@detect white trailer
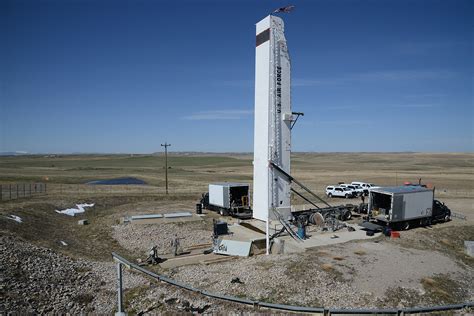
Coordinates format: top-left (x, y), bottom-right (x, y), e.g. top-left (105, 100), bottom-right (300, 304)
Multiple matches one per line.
top-left (368, 186), bottom-right (434, 229)
top-left (202, 183), bottom-right (252, 218)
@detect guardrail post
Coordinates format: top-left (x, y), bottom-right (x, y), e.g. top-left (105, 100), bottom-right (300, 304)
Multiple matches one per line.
top-left (116, 262), bottom-right (126, 316)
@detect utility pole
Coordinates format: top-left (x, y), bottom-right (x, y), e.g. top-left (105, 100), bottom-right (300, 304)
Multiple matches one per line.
top-left (161, 142), bottom-right (171, 194)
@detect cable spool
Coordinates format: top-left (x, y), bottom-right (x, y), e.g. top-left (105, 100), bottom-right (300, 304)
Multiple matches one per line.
top-left (309, 212), bottom-right (325, 226)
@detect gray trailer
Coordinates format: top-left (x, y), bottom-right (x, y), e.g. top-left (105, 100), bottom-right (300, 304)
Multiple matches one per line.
top-left (368, 186), bottom-right (434, 229)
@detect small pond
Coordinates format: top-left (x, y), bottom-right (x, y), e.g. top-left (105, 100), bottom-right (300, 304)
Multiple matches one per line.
top-left (86, 177), bottom-right (147, 185)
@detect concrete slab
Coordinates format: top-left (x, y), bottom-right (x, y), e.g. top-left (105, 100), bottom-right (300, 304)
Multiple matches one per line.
top-left (225, 223), bottom-right (265, 242)
top-left (124, 213), bottom-right (202, 224)
top-left (130, 214), bottom-right (163, 220)
top-left (281, 225), bottom-right (381, 253)
top-left (163, 212), bottom-right (192, 218)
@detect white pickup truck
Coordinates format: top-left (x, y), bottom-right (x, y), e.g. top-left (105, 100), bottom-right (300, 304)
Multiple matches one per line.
top-left (325, 186), bottom-right (356, 199)
top-left (339, 184), bottom-right (364, 197)
top-left (351, 182), bottom-right (378, 196)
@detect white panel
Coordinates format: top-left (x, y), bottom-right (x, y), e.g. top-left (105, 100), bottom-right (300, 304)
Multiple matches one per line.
top-left (209, 184), bottom-right (225, 208)
top-left (214, 239), bottom-right (252, 257)
top-left (256, 15), bottom-right (271, 34)
top-left (253, 17), bottom-right (271, 222)
top-left (402, 191), bottom-right (433, 219)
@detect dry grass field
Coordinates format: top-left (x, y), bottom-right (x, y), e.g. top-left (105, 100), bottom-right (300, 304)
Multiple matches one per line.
top-left (0, 153), bottom-right (473, 314)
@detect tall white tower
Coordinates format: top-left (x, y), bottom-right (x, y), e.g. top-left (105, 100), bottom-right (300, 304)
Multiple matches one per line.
top-left (253, 15), bottom-right (292, 223)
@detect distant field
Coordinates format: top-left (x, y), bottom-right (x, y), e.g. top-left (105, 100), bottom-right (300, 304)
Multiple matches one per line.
top-left (1, 152), bottom-right (472, 192)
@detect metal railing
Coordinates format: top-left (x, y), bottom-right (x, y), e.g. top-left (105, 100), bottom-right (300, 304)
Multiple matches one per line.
top-left (111, 252), bottom-right (473, 315)
top-left (0, 183), bottom-right (47, 201)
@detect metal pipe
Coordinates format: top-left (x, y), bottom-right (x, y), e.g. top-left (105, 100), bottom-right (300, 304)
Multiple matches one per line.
top-left (270, 162), bottom-right (332, 207)
top-left (291, 188), bottom-right (320, 209)
top-left (116, 262), bottom-right (125, 315)
top-left (266, 218), bottom-right (270, 255)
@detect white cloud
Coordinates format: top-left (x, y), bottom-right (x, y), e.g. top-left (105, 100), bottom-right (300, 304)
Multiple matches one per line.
top-left (316, 119), bottom-right (372, 126)
top-left (392, 41), bottom-right (470, 55)
top-left (390, 104), bottom-right (438, 108)
top-left (181, 109), bottom-right (253, 120)
top-left (293, 69), bottom-right (457, 87)
top-left (351, 70), bottom-right (456, 81)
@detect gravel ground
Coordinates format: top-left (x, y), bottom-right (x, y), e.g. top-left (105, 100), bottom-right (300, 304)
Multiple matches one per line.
top-left (0, 234), bottom-right (259, 315)
top-left (322, 240), bottom-right (469, 295)
top-left (171, 253), bottom-right (366, 308)
top-left (167, 234), bottom-right (473, 309)
top-left (0, 235), bottom-right (147, 315)
top-left (110, 216), bottom-right (473, 310)
top-left (112, 221), bottom-right (213, 256)
top-left (3, 218), bottom-right (472, 314)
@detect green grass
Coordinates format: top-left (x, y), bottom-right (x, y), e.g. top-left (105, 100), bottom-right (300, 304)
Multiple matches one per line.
top-left (0, 154), bottom-right (252, 185)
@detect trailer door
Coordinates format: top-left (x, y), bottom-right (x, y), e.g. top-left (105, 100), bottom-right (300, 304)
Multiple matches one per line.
top-left (391, 194), bottom-right (404, 221)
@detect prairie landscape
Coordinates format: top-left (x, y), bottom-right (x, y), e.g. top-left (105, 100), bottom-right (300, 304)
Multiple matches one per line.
top-left (0, 152), bottom-right (473, 314)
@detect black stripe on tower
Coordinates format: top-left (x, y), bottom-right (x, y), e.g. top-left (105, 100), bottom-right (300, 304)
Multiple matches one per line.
top-left (256, 29), bottom-right (270, 47)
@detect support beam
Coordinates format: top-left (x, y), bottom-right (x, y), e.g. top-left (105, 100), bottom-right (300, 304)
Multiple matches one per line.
top-left (115, 262), bottom-right (125, 316)
top-left (270, 162), bottom-right (332, 208)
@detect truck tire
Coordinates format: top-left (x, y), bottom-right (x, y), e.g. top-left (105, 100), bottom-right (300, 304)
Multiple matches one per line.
top-left (444, 214), bottom-right (451, 222)
top-left (328, 193), bottom-right (332, 198)
top-left (343, 210), bottom-right (352, 221)
top-left (345, 194), bottom-right (350, 199)
top-left (402, 221), bottom-right (410, 230)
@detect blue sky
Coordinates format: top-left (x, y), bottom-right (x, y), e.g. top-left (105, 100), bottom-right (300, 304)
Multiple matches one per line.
top-left (1, 0), bottom-right (472, 153)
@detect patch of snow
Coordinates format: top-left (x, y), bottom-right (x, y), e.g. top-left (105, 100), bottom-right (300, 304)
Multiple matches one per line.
top-left (5, 215), bottom-right (22, 223)
top-left (60, 240), bottom-right (68, 246)
top-left (55, 203), bottom-right (95, 216)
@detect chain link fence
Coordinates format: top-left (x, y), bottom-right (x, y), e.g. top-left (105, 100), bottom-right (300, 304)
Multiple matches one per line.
top-left (0, 183), bottom-right (47, 201)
